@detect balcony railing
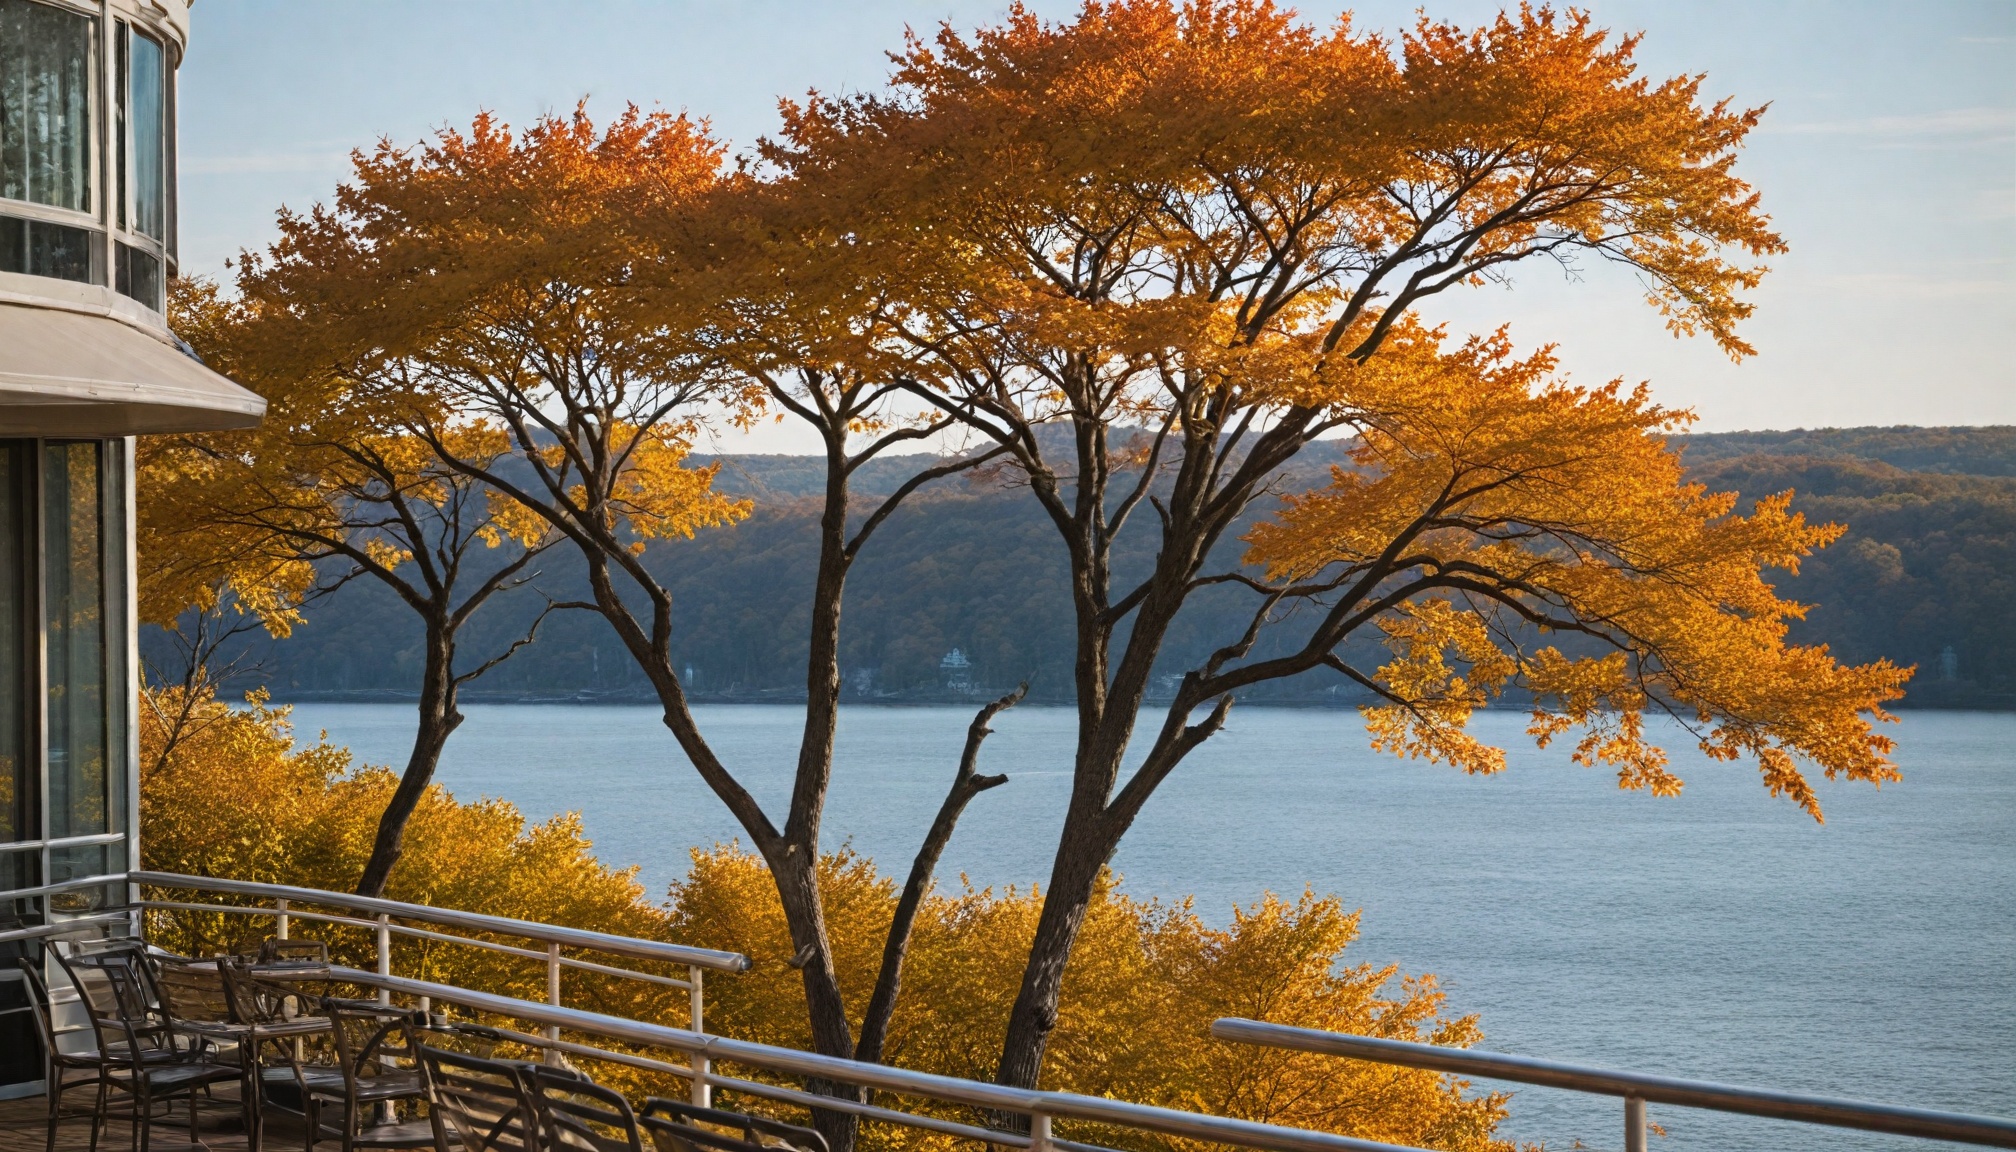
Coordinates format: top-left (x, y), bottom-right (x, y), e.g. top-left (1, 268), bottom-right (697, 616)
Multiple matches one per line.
top-left (4, 871), bottom-right (2013, 1152)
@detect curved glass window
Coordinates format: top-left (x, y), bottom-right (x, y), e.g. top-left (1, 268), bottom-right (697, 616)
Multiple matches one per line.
top-left (0, 0), bottom-right (93, 213)
top-left (128, 29), bottom-right (164, 240)
top-left (0, 443), bottom-right (25, 846)
top-left (43, 441), bottom-right (107, 841)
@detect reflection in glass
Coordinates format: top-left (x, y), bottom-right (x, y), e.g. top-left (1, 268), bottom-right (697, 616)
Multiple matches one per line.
top-left (0, 0), bottom-right (93, 213)
top-left (48, 842), bottom-right (109, 911)
top-left (44, 442), bottom-right (106, 840)
top-left (0, 444), bottom-right (24, 844)
top-left (0, 213), bottom-right (95, 282)
top-left (115, 240), bottom-right (159, 310)
top-left (128, 30), bottom-right (163, 240)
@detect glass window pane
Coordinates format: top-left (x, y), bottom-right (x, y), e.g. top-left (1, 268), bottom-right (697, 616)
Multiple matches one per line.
top-left (115, 239), bottom-right (159, 310)
top-left (0, 443), bottom-right (26, 845)
top-left (1, 212), bottom-right (94, 282)
top-left (48, 842), bottom-right (113, 911)
top-left (129, 30), bottom-right (163, 240)
top-left (0, 0), bottom-right (94, 213)
top-left (44, 442), bottom-right (107, 841)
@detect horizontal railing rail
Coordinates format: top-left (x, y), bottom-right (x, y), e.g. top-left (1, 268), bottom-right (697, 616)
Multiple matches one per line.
top-left (0, 872), bottom-right (131, 905)
top-left (0, 911), bottom-right (131, 945)
top-left (320, 965), bottom-right (1437, 1152)
top-left (1210, 1018), bottom-right (2016, 1150)
top-left (131, 872), bottom-right (750, 972)
top-left (12, 870), bottom-right (2000, 1152)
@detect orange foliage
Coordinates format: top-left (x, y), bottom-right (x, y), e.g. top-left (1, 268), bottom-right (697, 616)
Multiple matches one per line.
top-left (672, 847), bottom-right (1517, 1152)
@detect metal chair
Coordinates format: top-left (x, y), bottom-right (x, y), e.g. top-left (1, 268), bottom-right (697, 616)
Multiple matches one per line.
top-left (56, 948), bottom-right (239, 1152)
top-left (412, 1041), bottom-right (543, 1152)
top-left (152, 957), bottom-right (243, 1064)
top-left (16, 956), bottom-right (111, 1152)
top-left (259, 938), bottom-right (333, 966)
top-left (215, 955), bottom-right (334, 1152)
top-left (301, 998), bottom-right (432, 1152)
top-left (523, 1065), bottom-right (643, 1152)
top-left (637, 1100), bottom-right (828, 1152)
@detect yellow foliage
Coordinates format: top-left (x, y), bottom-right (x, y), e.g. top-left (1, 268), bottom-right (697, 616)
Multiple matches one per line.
top-left (139, 685), bottom-right (681, 1025)
top-left (670, 847), bottom-right (1515, 1152)
top-left (139, 692), bottom-right (1516, 1152)
top-left (1241, 327), bottom-right (1910, 819)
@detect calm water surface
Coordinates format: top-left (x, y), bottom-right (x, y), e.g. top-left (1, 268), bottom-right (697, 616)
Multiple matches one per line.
top-left (284, 702), bottom-right (2016, 1152)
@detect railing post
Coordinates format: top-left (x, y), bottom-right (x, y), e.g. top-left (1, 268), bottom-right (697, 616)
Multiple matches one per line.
top-left (376, 914), bottom-right (392, 1008)
top-left (689, 965), bottom-right (709, 1108)
top-left (1029, 1112), bottom-right (1053, 1152)
top-left (546, 941), bottom-right (563, 1065)
top-left (1625, 1096), bottom-right (1647, 1152)
top-left (275, 897), bottom-right (289, 940)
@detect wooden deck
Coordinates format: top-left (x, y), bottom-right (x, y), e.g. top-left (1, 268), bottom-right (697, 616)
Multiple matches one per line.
top-left (0, 1085), bottom-right (316, 1152)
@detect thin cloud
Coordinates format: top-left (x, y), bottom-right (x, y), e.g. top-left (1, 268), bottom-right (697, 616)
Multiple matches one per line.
top-left (1773, 106), bottom-right (2016, 142)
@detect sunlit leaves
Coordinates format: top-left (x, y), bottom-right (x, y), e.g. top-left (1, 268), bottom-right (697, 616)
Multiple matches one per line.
top-left (1244, 329), bottom-right (1908, 820)
top-left (670, 847), bottom-right (1516, 1152)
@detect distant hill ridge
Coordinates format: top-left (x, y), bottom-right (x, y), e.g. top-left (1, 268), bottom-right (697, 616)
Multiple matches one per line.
top-left (183, 426), bottom-right (2016, 709)
top-left (1680, 426), bottom-right (2016, 476)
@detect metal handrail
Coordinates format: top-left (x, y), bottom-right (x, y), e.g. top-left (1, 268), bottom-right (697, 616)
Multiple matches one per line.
top-left (136, 897), bottom-right (698, 988)
top-left (0, 872), bottom-right (130, 903)
top-left (468, 1022), bottom-right (1117, 1152)
top-left (0, 911), bottom-right (131, 945)
top-left (131, 871), bottom-right (749, 972)
top-left (321, 965), bottom-right (1437, 1152)
top-left (1210, 1018), bottom-right (2016, 1150)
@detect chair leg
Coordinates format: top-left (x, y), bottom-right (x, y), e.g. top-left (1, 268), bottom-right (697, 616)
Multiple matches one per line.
top-left (43, 1070), bottom-right (61, 1152)
top-left (88, 1077), bottom-right (108, 1152)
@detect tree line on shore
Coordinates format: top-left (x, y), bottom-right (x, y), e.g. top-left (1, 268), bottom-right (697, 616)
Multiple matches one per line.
top-left (187, 427), bottom-right (2015, 707)
top-left (137, 5), bottom-right (1915, 1151)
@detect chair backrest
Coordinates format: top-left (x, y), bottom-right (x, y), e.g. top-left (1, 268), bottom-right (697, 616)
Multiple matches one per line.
top-left (54, 949), bottom-right (169, 1066)
top-left (217, 954), bottom-right (305, 1025)
top-left (525, 1066), bottom-right (644, 1152)
top-left (259, 937), bottom-right (330, 964)
top-left (320, 997), bottom-right (420, 1086)
top-left (638, 1100), bottom-right (828, 1152)
top-left (13, 958), bottom-right (58, 1067)
top-left (154, 958), bottom-right (235, 1025)
top-left (414, 1040), bottom-right (542, 1152)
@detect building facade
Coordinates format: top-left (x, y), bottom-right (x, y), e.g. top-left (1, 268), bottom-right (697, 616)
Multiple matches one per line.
top-left (1, 0), bottom-right (262, 1092)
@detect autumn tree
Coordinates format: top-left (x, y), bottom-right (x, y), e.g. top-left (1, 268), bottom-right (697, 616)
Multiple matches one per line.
top-left (759, 0), bottom-right (1912, 1095)
top-left (213, 109), bottom-right (1030, 1152)
top-left (144, 279), bottom-right (574, 899)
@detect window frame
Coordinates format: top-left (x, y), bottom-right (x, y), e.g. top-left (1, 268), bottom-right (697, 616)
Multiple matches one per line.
top-left (0, 436), bottom-right (135, 921)
top-left (0, 0), bottom-right (101, 222)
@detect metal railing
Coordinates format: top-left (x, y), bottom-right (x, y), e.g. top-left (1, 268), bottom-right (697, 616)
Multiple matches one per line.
top-left (1, 871), bottom-right (747, 1106)
top-left (8, 871), bottom-right (2009, 1152)
top-left (0, 870), bottom-right (1450, 1152)
top-left (315, 964), bottom-right (1436, 1152)
top-left (1210, 1018), bottom-right (2016, 1150)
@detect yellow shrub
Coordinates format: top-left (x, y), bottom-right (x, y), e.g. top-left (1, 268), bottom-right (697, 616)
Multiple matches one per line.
top-left (139, 687), bottom-right (684, 1029)
top-left (670, 847), bottom-right (1514, 1152)
top-left (142, 692), bottom-right (1511, 1151)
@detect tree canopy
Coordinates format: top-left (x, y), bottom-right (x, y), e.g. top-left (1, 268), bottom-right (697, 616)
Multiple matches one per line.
top-left (145, 0), bottom-right (1913, 1129)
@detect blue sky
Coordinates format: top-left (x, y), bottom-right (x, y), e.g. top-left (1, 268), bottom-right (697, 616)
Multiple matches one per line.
top-left (176, 1), bottom-right (2013, 445)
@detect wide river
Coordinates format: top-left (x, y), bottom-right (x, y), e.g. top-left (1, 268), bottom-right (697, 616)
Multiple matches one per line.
top-left (286, 702), bottom-right (2015, 1152)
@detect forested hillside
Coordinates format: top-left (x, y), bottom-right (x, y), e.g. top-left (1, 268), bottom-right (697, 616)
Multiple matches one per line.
top-left (182, 427), bottom-right (2016, 708)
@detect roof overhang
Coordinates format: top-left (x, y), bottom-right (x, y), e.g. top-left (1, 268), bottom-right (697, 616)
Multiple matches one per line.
top-left (0, 300), bottom-right (266, 437)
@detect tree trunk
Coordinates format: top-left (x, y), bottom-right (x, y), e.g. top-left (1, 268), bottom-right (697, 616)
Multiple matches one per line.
top-left (857, 685), bottom-right (1021, 1065)
top-left (994, 803), bottom-right (1113, 1093)
top-left (356, 614), bottom-right (462, 899)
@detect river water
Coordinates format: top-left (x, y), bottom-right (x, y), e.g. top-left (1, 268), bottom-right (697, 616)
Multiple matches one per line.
top-left (284, 702), bottom-right (2016, 1152)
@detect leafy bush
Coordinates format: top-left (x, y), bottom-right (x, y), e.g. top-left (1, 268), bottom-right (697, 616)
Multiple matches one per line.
top-left (141, 691), bottom-right (1513, 1151)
